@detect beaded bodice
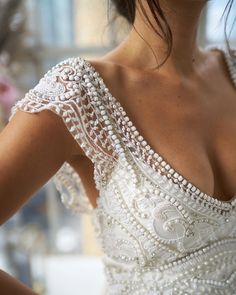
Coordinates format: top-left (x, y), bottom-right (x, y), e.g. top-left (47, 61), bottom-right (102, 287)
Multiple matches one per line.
top-left (9, 45), bottom-right (236, 294)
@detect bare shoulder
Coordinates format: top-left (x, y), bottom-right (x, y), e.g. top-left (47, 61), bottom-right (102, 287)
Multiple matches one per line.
top-left (86, 56), bottom-right (124, 87)
top-left (85, 53), bottom-right (147, 103)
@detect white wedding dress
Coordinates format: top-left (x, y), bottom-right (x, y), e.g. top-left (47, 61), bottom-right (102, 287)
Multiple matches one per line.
top-left (9, 45), bottom-right (236, 294)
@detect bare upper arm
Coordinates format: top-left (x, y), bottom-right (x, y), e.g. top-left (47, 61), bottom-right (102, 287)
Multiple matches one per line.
top-left (0, 109), bottom-right (84, 225)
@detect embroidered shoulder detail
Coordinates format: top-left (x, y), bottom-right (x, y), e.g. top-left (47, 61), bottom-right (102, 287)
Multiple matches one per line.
top-left (8, 57), bottom-right (119, 215)
top-left (29, 58), bottom-right (84, 102)
top-left (223, 46), bottom-right (236, 87)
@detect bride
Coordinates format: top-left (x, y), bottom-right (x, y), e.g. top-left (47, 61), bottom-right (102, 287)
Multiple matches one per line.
top-left (0, 0), bottom-right (236, 294)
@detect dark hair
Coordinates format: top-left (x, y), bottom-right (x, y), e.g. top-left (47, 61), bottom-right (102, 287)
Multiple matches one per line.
top-left (109, 0), bottom-right (235, 67)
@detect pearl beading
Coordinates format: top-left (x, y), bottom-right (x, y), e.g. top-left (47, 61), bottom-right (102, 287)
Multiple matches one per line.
top-left (157, 237), bottom-right (236, 272)
top-left (130, 153), bottom-right (235, 221)
top-left (81, 47), bottom-right (236, 219)
top-left (94, 166), bottom-right (234, 253)
top-left (108, 93), bottom-right (236, 213)
top-left (9, 56), bottom-right (121, 214)
top-left (94, 183), bottom-right (179, 265)
top-left (104, 238), bottom-right (236, 294)
top-left (9, 45), bottom-right (236, 295)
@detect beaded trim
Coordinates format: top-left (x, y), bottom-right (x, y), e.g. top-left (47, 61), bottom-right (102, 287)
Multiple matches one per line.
top-left (103, 238), bottom-right (236, 294)
top-left (81, 45), bottom-right (236, 215)
top-left (8, 57), bottom-right (121, 214)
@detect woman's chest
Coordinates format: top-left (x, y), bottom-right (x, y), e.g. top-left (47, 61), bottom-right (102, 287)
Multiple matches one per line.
top-left (93, 156), bottom-right (236, 270)
top-left (107, 71), bottom-right (236, 201)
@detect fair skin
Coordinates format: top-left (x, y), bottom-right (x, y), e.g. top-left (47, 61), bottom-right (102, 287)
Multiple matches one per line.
top-left (0, 0), bottom-right (235, 293)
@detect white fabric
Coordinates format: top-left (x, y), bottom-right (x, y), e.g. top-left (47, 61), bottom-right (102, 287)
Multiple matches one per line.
top-left (9, 45), bottom-right (236, 294)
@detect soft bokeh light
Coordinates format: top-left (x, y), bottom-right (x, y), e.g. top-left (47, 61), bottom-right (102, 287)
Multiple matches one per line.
top-left (0, 1), bottom-right (235, 294)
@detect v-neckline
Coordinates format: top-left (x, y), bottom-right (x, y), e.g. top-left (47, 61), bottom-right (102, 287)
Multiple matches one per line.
top-left (80, 44), bottom-right (236, 207)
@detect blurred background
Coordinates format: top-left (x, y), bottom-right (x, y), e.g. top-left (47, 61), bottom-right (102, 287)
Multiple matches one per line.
top-left (0, 0), bottom-right (235, 294)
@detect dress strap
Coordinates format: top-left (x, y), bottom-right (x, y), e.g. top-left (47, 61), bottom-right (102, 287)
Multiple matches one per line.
top-left (223, 47), bottom-right (236, 87)
top-left (8, 57), bottom-right (120, 214)
top-left (206, 43), bottom-right (236, 87)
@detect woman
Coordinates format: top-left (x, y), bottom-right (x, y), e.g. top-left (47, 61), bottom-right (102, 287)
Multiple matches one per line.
top-left (0, 0), bottom-right (236, 294)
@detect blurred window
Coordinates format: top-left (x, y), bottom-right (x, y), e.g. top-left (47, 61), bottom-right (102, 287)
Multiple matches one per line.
top-left (1, 1), bottom-right (236, 294)
top-left (206, 0), bottom-right (236, 44)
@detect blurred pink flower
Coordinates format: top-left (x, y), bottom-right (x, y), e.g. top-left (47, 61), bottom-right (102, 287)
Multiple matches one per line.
top-left (0, 75), bottom-right (19, 120)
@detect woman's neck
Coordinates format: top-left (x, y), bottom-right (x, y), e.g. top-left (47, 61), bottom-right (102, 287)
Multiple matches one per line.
top-left (115, 0), bottom-right (208, 77)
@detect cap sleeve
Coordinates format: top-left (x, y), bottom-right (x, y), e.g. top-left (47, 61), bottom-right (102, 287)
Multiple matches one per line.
top-left (8, 57), bottom-right (116, 215)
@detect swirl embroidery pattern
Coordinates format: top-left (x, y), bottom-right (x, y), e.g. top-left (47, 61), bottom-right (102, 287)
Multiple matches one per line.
top-left (8, 46), bottom-right (236, 294)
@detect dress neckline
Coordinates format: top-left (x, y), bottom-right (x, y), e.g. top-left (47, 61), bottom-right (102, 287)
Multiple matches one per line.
top-left (80, 44), bottom-right (236, 208)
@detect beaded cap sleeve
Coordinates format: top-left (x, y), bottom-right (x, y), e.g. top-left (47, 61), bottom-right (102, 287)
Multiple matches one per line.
top-left (7, 46), bottom-right (236, 294)
top-left (8, 57), bottom-right (119, 215)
